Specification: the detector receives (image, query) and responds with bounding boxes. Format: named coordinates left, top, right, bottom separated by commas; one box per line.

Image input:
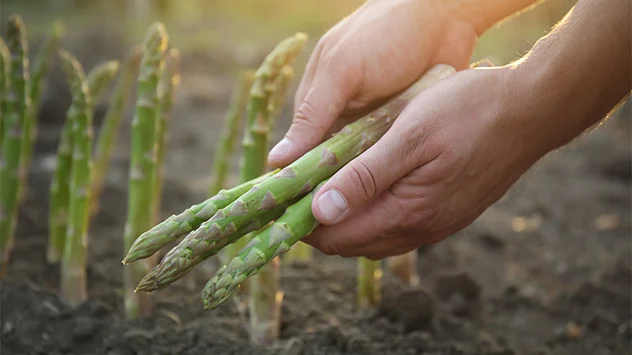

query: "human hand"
left=302, top=67, right=550, bottom=259
left=267, top=0, right=480, bottom=166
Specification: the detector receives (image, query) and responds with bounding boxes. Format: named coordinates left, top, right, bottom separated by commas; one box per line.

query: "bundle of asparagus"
left=124, top=63, right=456, bottom=306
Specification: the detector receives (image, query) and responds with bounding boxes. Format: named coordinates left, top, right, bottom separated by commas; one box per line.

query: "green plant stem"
left=0, top=38, right=10, bottom=162
left=89, top=47, right=142, bottom=216
left=0, top=15, right=30, bottom=277
left=123, top=22, right=168, bottom=319
left=386, top=251, right=419, bottom=287
left=58, top=50, right=92, bottom=306
left=152, top=48, right=180, bottom=225
left=356, top=257, right=382, bottom=309
left=86, top=60, right=120, bottom=102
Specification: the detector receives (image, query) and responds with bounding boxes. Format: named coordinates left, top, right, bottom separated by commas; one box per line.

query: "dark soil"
left=1, top=32, right=631, bottom=355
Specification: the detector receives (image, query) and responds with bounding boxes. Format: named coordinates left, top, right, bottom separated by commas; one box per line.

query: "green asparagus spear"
left=0, top=38, right=10, bottom=153
left=208, top=70, right=254, bottom=196
left=356, top=257, right=382, bottom=309
left=201, top=181, right=327, bottom=310
left=123, top=169, right=278, bottom=264
left=0, top=15, right=31, bottom=276
left=90, top=47, right=142, bottom=216
left=46, top=59, right=120, bottom=263
left=58, top=50, right=93, bottom=306
left=267, top=64, right=294, bottom=133
left=123, top=22, right=168, bottom=319
left=141, top=64, right=455, bottom=289
left=86, top=60, right=120, bottom=102
left=20, top=20, right=64, bottom=187
left=135, top=200, right=295, bottom=292
left=240, top=33, right=307, bottom=182
left=152, top=48, right=180, bottom=225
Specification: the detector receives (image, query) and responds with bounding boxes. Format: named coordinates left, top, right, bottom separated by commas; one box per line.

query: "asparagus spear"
left=152, top=48, right=180, bottom=225
left=140, top=64, right=456, bottom=289
left=47, top=59, right=120, bottom=263
left=0, top=38, right=10, bottom=155
left=356, top=257, right=382, bottom=309
left=0, top=15, right=31, bottom=276
left=123, top=22, right=168, bottom=319
left=58, top=50, right=93, bottom=306
left=123, top=169, right=278, bottom=264
left=135, top=200, right=294, bottom=292
left=239, top=33, right=307, bottom=182
left=20, top=20, right=64, bottom=187
left=89, top=47, right=142, bottom=216
left=386, top=252, right=419, bottom=287
left=208, top=70, right=254, bottom=196
left=201, top=180, right=327, bottom=310
left=267, top=64, right=294, bottom=133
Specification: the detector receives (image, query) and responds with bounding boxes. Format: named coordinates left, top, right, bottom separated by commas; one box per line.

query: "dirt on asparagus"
left=1, top=32, right=631, bottom=355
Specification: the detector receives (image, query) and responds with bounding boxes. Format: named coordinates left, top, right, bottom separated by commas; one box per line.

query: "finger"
left=311, top=122, right=418, bottom=225
left=268, top=60, right=359, bottom=167
left=293, top=42, right=323, bottom=117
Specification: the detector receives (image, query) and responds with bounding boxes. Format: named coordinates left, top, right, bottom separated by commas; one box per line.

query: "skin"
left=267, top=0, right=631, bottom=259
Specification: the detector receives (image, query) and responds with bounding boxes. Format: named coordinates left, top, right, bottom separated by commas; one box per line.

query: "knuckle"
left=292, top=102, right=328, bottom=136
left=345, top=159, right=378, bottom=204
left=319, top=238, right=343, bottom=256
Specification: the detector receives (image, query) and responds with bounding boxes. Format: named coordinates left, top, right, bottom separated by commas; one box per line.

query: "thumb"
left=268, top=65, right=357, bottom=167
left=311, top=126, right=415, bottom=225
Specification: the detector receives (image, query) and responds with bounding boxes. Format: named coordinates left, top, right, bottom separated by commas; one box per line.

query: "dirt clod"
left=380, top=287, right=435, bottom=331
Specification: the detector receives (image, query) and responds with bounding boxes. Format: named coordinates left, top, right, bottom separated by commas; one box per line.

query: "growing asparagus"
left=152, top=48, right=180, bottom=225
left=267, top=65, right=294, bottom=132
left=201, top=181, right=327, bottom=311
left=137, top=64, right=455, bottom=291
left=208, top=70, right=254, bottom=197
left=89, top=47, right=142, bottom=215
left=239, top=32, right=307, bottom=182
left=123, top=22, right=168, bottom=319
left=356, top=257, right=382, bottom=309
left=123, top=169, right=278, bottom=264
left=20, top=20, right=63, bottom=185
left=58, top=50, right=92, bottom=306
left=386, top=252, right=419, bottom=286
left=135, top=200, right=294, bottom=292
left=0, top=38, right=9, bottom=150
left=47, top=59, right=120, bottom=263
left=0, top=15, right=30, bottom=276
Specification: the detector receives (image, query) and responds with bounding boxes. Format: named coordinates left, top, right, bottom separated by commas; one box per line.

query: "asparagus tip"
left=135, top=273, right=159, bottom=292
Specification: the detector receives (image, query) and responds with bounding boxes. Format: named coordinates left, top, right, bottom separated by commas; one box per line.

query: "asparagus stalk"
left=46, top=59, right=120, bottom=263
left=123, top=169, right=278, bottom=264
left=89, top=47, right=142, bottom=216
left=86, top=61, right=120, bottom=102
left=138, top=64, right=456, bottom=291
left=135, top=200, right=294, bottom=292
left=208, top=70, right=254, bottom=197
left=20, top=20, right=64, bottom=187
left=152, top=48, right=180, bottom=225
left=239, top=33, right=307, bottom=182
left=267, top=65, right=294, bottom=133
left=58, top=50, right=93, bottom=306
left=123, top=23, right=168, bottom=319
left=201, top=180, right=327, bottom=311
left=0, top=15, right=31, bottom=276
left=0, top=38, right=10, bottom=156
left=356, top=257, right=382, bottom=309
left=386, top=252, right=419, bottom=287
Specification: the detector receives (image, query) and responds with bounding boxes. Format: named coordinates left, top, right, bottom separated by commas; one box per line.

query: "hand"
left=302, top=67, right=548, bottom=259
left=267, top=0, right=480, bottom=166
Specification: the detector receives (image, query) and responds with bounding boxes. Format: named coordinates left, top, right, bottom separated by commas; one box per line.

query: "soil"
left=1, top=32, right=631, bottom=355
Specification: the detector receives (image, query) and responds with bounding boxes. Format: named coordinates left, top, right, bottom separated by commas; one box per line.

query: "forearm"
left=505, top=0, right=630, bottom=155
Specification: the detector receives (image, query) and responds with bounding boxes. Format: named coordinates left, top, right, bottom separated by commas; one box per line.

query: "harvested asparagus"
left=58, top=50, right=92, bottom=306
left=123, top=170, right=278, bottom=264
left=0, top=15, right=30, bottom=275
left=153, top=48, right=180, bottom=225
left=202, top=181, right=327, bottom=310
left=0, top=38, right=9, bottom=152
left=239, top=33, right=307, bottom=182
left=20, top=20, right=63, bottom=183
left=209, top=70, right=254, bottom=196
left=356, top=257, right=382, bottom=309
left=89, top=47, right=142, bottom=215
left=135, top=200, right=294, bottom=292
left=123, top=22, right=168, bottom=319
left=141, top=64, right=455, bottom=289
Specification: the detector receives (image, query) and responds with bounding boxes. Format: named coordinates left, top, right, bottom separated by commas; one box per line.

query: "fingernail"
left=269, top=138, right=292, bottom=158
left=316, top=189, right=347, bottom=223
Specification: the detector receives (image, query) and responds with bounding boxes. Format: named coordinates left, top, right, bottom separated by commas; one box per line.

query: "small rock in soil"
left=379, top=287, right=435, bottom=331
